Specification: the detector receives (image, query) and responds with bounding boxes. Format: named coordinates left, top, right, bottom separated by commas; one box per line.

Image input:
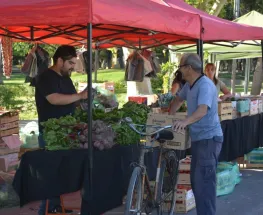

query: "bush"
left=0, top=85, right=37, bottom=119
left=151, top=61, right=177, bottom=94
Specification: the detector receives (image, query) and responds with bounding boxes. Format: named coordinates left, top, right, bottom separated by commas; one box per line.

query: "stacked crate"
left=176, top=157, right=196, bottom=213
left=218, top=102, right=233, bottom=121
left=0, top=111, right=21, bottom=173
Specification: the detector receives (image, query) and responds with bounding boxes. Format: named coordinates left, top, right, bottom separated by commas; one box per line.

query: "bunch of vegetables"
left=42, top=101, right=150, bottom=150
left=75, top=101, right=150, bottom=145
left=42, top=115, right=116, bottom=151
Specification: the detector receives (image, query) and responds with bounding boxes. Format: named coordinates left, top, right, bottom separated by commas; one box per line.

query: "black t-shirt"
left=35, top=69, right=77, bottom=133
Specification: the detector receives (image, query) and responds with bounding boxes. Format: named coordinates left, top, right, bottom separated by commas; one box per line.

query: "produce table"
left=219, top=113, right=263, bottom=162
left=12, top=145, right=124, bottom=215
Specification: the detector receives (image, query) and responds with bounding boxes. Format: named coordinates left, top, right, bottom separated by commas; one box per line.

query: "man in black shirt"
left=35, top=45, right=88, bottom=215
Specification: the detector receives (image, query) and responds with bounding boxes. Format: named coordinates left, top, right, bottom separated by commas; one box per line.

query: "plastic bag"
left=93, top=87, right=118, bottom=109
left=216, top=162, right=241, bottom=197
left=0, top=172, right=20, bottom=208
left=20, top=121, right=39, bottom=148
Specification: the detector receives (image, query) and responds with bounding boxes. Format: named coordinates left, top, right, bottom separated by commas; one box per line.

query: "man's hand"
left=78, top=90, right=88, bottom=100
left=173, top=120, right=188, bottom=134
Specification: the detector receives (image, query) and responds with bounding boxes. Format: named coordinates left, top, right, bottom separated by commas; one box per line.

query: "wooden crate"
left=0, top=111, right=19, bottom=125
left=219, top=113, right=233, bottom=121
left=0, top=128, right=19, bottom=138
left=218, top=102, right=233, bottom=115
left=0, top=121, right=19, bottom=131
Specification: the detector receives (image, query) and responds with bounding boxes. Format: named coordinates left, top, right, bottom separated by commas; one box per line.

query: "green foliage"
left=41, top=115, right=79, bottom=150
left=161, top=61, right=177, bottom=94
left=75, top=101, right=150, bottom=145
left=0, top=84, right=37, bottom=119
left=13, top=42, right=59, bottom=58
left=151, top=61, right=177, bottom=94
left=114, top=81, right=126, bottom=94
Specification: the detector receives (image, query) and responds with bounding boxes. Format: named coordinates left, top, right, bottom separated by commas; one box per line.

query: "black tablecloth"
left=219, top=113, right=263, bottom=161
left=13, top=146, right=123, bottom=215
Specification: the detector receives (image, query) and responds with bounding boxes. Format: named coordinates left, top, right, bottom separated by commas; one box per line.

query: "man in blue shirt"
left=170, top=53, right=223, bottom=215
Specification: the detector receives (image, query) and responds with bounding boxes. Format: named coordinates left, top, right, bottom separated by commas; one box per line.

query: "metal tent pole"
left=197, top=39, right=204, bottom=72
left=86, top=23, right=93, bottom=215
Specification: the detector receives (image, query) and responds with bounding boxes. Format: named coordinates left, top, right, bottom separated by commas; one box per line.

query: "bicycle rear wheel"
left=124, top=167, right=143, bottom=215
left=157, top=150, right=179, bottom=215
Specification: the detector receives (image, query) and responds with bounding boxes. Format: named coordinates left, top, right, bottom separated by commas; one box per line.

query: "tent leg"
left=86, top=22, right=93, bottom=215
left=261, top=40, right=263, bottom=77
left=197, top=39, right=204, bottom=71
left=244, top=59, right=250, bottom=94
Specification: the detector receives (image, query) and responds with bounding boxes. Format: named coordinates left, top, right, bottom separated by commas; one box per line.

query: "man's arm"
left=184, top=104, right=207, bottom=125
left=173, top=83, right=212, bottom=131
left=169, top=96, right=184, bottom=115
left=46, top=91, right=86, bottom=105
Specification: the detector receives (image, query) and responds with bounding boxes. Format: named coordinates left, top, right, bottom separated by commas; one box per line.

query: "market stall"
left=0, top=1, right=263, bottom=215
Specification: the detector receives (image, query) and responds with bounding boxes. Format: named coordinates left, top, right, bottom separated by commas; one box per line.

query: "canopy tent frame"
left=2, top=2, right=263, bottom=214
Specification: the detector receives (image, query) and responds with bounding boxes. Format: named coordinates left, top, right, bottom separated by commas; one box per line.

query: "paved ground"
left=1, top=169, right=263, bottom=215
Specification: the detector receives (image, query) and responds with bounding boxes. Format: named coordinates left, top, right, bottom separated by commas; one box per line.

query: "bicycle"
left=123, top=117, right=181, bottom=215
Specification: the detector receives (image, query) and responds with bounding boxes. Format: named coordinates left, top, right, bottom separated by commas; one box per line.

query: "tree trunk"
left=94, top=49, right=99, bottom=82
left=251, top=58, right=263, bottom=95
left=210, top=0, right=228, bottom=16
left=0, top=66, right=3, bottom=85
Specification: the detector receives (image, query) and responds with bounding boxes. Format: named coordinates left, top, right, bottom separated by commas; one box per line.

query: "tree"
left=13, top=42, right=58, bottom=58
left=185, top=0, right=228, bottom=16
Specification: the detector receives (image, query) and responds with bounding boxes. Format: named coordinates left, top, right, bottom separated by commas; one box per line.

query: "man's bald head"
left=181, top=53, right=202, bottom=73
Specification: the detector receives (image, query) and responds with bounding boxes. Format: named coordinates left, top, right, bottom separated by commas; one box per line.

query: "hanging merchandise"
left=125, top=51, right=144, bottom=82
left=75, top=47, right=86, bottom=73
left=1, top=36, right=13, bottom=78
left=21, top=45, right=49, bottom=86
left=142, top=49, right=161, bottom=78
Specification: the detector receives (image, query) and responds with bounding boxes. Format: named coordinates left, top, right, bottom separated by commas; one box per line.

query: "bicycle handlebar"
left=122, top=117, right=173, bottom=136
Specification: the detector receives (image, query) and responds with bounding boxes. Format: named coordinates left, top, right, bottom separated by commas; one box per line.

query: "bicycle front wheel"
left=157, top=150, right=179, bottom=215
left=124, top=166, right=143, bottom=215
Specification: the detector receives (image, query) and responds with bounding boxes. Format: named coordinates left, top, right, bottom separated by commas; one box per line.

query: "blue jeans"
left=38, top=134, right=61, bottom=215
left=190, top=136, right=223, bottom=215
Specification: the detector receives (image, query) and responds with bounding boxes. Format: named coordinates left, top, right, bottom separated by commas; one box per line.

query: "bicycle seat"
left=153, top=130, right=174, bottom=143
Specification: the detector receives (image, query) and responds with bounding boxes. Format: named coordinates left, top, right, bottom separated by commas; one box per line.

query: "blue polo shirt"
left=178, top=75, right=223, bottom=141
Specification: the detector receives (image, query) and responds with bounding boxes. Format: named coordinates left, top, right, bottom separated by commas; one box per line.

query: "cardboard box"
left=0, top=153, right=19, bottom=172
left=176, top=196, right=196, bottom=213
left=176, top=185, right=196, bottom=213
left=128, top=96, right=148, bottom=105
left=179, top=157, right=191, bottom=171
left=178, top=170, right=191, bottom=185
left=250, top=99, right=259, bottom=115
left=238, top=112, right=249, bottom=117
left=146, top=113, right=190, bottom=150
left=177, top=185, right=194, bottom=200
left=258, top=99, right=263, bottom=113
left=0, top=135, right=22, bottom=156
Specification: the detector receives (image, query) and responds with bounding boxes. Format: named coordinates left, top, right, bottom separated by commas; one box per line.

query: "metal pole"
left=86, top=23, right=93, bottom=214
left=197, top=39, right=204, bottom=72
left=244, top=59, right=250, bottom=94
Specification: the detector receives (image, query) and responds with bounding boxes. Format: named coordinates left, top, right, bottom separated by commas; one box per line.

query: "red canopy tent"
left=0, top=0, right=202, bottom=47
left=162, top=0, right=263, bottom=42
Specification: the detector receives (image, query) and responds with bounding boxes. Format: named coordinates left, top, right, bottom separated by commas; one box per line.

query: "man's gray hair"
left=183, top=53, right=202, bottom=73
